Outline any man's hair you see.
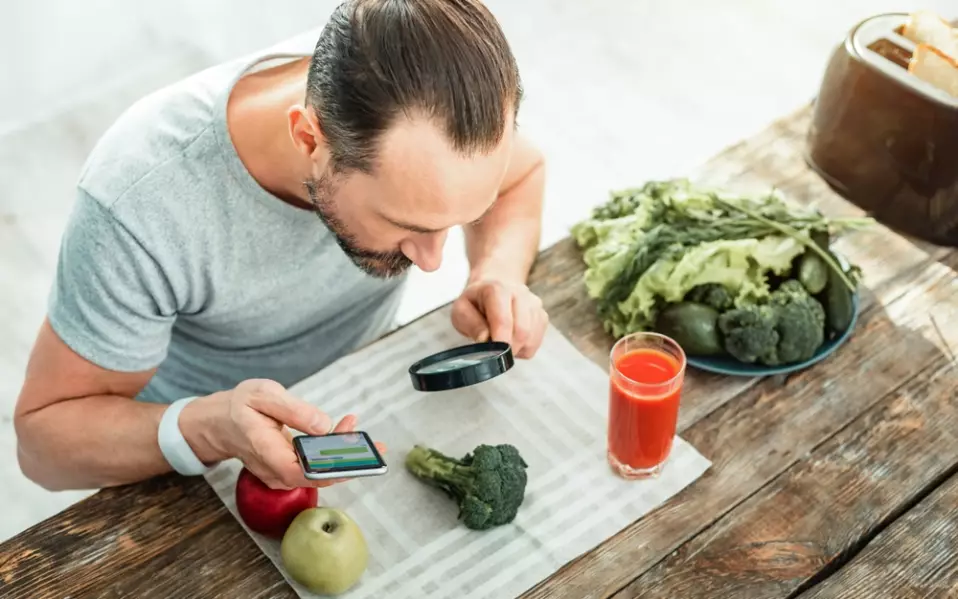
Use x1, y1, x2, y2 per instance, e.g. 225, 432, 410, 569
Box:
306, 0, 522, 172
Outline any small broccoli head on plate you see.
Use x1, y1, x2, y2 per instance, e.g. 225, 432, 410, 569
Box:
717, 280, 826, 367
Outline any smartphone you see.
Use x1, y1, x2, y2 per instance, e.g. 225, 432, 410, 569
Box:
293, 431, 388, 480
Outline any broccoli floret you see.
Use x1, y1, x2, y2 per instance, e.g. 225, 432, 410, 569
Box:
686, 283, 734, 311
764, 280, 826, 365
776, 279, 811, 296
405, 444, 528, 530
717, 280, 826, 366
718, 304, 780, 364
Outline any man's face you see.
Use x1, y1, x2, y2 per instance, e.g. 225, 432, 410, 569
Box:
305, 116, 515, 279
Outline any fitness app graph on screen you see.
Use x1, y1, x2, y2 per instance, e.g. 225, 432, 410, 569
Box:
298, 434, 381, 472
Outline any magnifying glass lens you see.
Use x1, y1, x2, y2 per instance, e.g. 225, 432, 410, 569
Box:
414, 350, 504, 374
408, 342, 514, 391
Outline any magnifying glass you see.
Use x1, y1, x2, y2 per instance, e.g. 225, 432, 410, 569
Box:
408, 341, 514, 391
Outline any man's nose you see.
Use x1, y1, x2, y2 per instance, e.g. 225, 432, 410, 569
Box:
407, 230, 448, 272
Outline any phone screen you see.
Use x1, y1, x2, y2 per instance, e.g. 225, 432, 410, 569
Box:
294, 432, 385, 474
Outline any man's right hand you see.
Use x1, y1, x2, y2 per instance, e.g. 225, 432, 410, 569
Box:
182, 378, 376, 490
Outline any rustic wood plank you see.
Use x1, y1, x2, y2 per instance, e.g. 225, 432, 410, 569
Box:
615, 354, 958, 598
97, 517, 292, 599
520, 254, 958, 599
0, 475, 225, 598
797, 473, 958, 599
517, 107, 956, 599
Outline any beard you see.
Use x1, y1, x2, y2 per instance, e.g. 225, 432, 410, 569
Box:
304, 173, 412, 279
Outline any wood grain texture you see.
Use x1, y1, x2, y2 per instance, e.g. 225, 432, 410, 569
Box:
2, 106, 957, 599
520, 252, 958, 599
797, 473, 958, 599
617, 340, 958, 597
0, 475, 224, 598
518, 106, 958, 599
96, 517, 292, 599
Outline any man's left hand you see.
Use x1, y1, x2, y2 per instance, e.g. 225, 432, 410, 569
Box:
451, 279, 549, 359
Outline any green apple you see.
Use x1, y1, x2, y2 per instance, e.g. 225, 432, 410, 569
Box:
280, 507, 369, 595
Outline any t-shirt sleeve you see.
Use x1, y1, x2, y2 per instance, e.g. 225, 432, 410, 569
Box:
47, 188, 178, 372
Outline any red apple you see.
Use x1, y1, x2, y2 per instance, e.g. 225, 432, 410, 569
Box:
235, 467, 317, 539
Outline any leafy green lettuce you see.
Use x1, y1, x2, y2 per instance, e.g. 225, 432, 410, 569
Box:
572, 179, 873, 338
610, 236, 804, 337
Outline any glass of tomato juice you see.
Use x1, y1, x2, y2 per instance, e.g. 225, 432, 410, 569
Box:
607, 332, 686, 479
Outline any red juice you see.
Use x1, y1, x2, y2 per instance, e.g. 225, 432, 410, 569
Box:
608, 341, 684, 477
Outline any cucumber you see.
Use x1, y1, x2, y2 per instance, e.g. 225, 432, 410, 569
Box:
654, 302, 724, 356
798, 251, 828, 294
822, 251, 855, 336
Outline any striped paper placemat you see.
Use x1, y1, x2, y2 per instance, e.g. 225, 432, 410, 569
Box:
205, 305, 710, 599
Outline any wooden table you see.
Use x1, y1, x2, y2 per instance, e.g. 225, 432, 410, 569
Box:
3, 105, 958, 598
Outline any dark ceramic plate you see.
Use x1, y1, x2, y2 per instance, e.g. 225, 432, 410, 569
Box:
687, 290, 859, 377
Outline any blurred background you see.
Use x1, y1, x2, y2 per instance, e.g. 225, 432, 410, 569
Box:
0, 0, 951, 542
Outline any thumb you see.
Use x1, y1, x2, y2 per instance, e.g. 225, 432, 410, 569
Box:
248, 385, 332, 436
451, 296, 490, 342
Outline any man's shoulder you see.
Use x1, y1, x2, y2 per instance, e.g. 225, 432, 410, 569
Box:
78, 30, 323, 210
77, 59, 246, 213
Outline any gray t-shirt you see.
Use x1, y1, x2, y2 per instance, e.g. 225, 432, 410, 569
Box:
48, 50, 406, 404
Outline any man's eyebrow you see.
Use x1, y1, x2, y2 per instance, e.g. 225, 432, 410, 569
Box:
383, 198, 498, 233
382, 215, 446, 234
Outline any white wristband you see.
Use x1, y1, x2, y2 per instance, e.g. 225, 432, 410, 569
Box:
158, 396, 210, 476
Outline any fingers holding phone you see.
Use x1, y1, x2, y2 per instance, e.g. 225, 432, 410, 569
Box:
207, 378, 385, 490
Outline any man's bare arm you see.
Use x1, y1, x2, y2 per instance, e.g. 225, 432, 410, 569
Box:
463, 133, 545, 285
449, 134, 549, 358
13, 320, 230, 490
14, 320, 336, 491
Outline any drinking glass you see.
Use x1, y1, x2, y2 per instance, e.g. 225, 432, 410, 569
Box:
607, 332, 686, 479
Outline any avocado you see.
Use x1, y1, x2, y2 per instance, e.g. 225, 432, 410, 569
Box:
654, 302, 725, 356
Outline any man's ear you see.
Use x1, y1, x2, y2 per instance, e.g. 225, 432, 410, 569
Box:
287, 105, 327, 161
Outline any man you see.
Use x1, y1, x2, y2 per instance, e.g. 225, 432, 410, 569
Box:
14, 0, 547, 492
